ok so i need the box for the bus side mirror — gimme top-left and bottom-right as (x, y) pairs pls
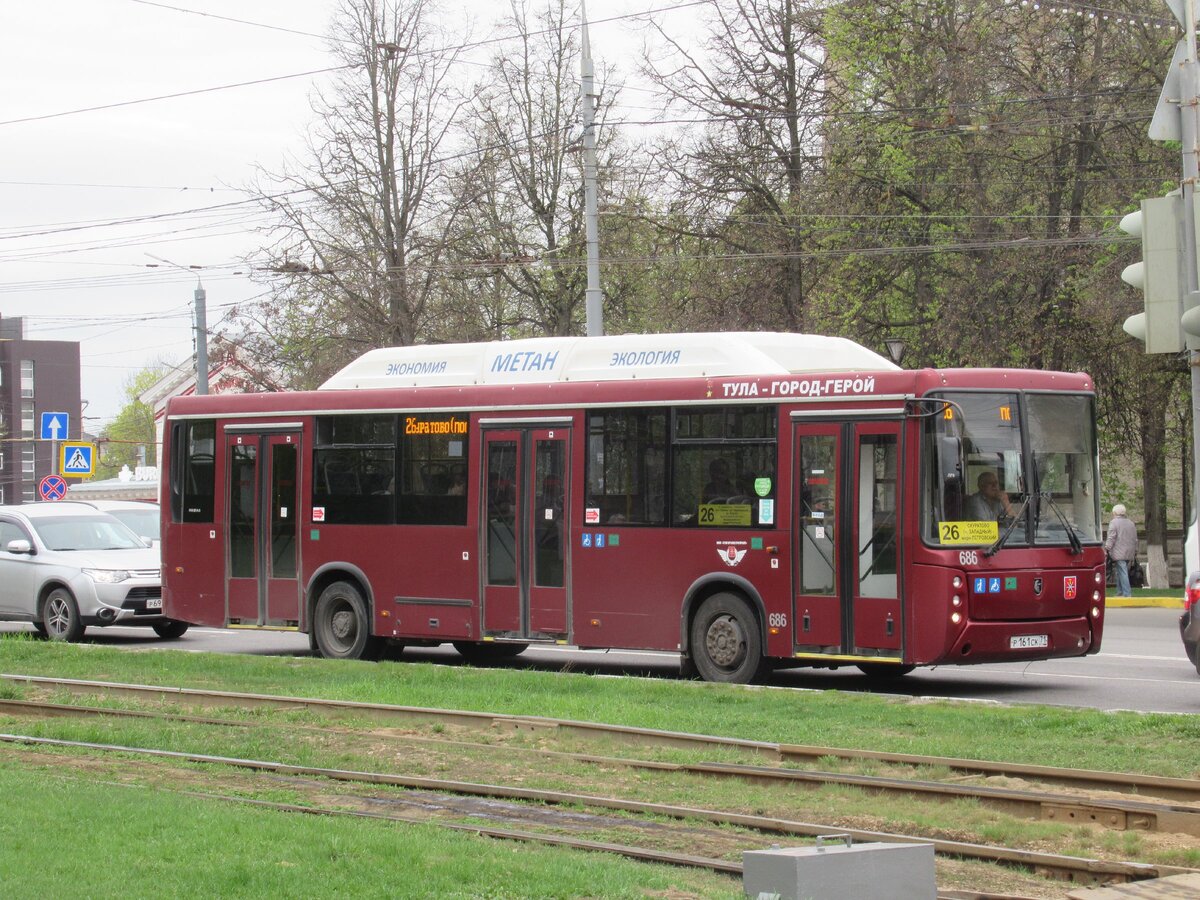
(939, 436), (962, 487)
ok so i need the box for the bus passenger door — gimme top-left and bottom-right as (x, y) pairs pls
(226, 430), (302, 626)
(850, 422), (902, 657)
(792, 419), (903, 661)
(481, 426), (570, 640)
(792, 424), (844, 652)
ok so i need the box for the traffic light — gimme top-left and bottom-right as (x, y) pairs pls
(1119, 195), (1186, 354)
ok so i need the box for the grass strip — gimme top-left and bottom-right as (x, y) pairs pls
(2, 637), (1198, 778)
(0, 761), (738, 899)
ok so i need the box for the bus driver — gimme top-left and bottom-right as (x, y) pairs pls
(965, 471), (1013, 521)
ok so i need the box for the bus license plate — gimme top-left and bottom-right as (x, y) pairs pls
(146, 598), (162, 610)
(1010, 634), (1047, 649)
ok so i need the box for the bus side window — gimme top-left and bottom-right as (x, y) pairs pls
(323, 456), (361, 495)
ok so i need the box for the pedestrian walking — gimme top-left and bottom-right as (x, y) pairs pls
(1104, 504), (1138, 598)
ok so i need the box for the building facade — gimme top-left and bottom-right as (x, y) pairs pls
(0, 317), (82, 504)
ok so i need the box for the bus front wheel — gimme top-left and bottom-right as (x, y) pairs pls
(314, 581), (382, 661)
(689, 592), (767, 684)
(152, 620), (190, 640)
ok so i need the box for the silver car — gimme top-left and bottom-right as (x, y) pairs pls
(0, 502), (187, 642)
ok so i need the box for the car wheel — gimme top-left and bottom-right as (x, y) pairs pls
(42, 589), (84, 643)
(152, 620), (189, 640)
(452, 641), (528, 663)
(313, 580), (382, 661)
(32, 621), (48, 638)
(689, 592), (767, 684)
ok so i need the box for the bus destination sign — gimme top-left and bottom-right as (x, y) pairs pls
(938, 520), (1000, 545)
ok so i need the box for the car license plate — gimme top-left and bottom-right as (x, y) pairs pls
(1010, 634), (1048, 649)
(145, 598), (162, 610)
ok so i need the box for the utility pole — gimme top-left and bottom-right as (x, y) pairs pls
(146, 255), (209, 395)
(194, 280), (208, 395)
(1181, 0), (1200, 571)
(1126, 0), (1200, 581)
(580, 2), (604, 337)
(1157, 0), (1200, 567)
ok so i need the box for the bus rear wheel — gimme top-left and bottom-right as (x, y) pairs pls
(453, 641), (529, 663)
(313, 581), (382, 661)
(690, 592), (767, 684)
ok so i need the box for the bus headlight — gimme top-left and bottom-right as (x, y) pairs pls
(952, 576), (963, 589)
(1094, 571), (1103, 584)
(952, 595), (961, 607)
(950, 611), (962, 625)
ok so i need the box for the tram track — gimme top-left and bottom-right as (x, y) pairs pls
(1, 673), (1198, 896)
(1, 693), (1196, 837)
(4, 674), (1199, 826)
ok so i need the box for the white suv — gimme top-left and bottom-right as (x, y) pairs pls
(0, 502), (187, 642)
(81, 499), (160, 545)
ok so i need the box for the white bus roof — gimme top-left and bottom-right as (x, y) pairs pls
(319, 332), (899, 390)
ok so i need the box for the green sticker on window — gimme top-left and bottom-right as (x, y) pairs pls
(754, 477), (772, 498)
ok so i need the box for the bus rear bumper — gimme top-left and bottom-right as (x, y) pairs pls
(944, 616), (1097, 663)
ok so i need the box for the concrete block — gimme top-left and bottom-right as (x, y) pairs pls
(742, 839), (936, 900)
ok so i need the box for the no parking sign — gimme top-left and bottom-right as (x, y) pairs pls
(38, 474), (67, 501)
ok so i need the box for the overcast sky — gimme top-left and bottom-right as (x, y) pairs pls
(1, 0), (688, 433)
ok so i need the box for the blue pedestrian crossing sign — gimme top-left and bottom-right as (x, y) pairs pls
(40, 412), (69, 441)
(59, 441), (95, 477)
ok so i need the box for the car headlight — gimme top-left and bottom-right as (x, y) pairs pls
(82, 568), (131, 584)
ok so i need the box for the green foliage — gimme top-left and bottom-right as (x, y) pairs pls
(96, 366), (167, 480)
(230, 0), (1191, 531)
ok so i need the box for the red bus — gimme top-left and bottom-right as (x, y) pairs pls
(161, 332), (1105, 683)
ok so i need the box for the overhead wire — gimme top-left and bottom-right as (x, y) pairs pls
(125, 0), (331, 41)
(0, 0), (1173, 301)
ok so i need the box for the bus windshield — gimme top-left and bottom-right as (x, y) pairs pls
(923, 391), (1101, 548)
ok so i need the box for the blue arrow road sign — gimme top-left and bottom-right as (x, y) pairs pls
(40, 412), (68, 441)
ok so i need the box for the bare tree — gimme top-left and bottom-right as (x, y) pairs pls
(642, 0), (830, 331)
(239, 0), (470, 386)
(444, 0), (639, 338)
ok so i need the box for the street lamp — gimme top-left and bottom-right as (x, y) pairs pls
(146, 254), (208, 395)
(884, 338), (907, 366)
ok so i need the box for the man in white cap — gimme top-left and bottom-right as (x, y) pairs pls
(1103, 504), (1138, 598)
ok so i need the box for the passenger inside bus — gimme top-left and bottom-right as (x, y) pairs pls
(702, 458), (735, 503)
(965, 471), (1013, 521)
